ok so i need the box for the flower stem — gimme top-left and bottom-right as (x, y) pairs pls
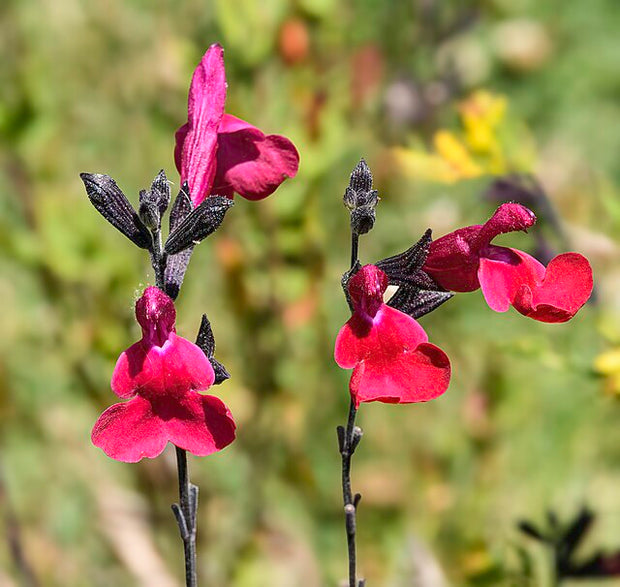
(337, 228), (365, 587)
(338, 398), (365, 587)
(173, 446), (199, 587)
(350, 232), (359, 271)
(148, 230), (197, 585)
(150, 226), (166, 290)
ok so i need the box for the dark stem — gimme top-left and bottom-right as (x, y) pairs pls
(148, 230), (198, 586)
(339, 398), (361, 587)
(337, 228), (364, 587)
(150, 227), (166, 289)
(173, 447), (198, 587)
(350, 232), (359, 271)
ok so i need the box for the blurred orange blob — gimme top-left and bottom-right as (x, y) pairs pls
(279, 18), (310, 65)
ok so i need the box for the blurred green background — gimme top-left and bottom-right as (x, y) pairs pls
(1, 0), (619, 585)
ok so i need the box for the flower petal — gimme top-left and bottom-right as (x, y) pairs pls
(478, 247), (593, 322)
(157, 393), (236, 456)
(212, 114), (299, 200)
(175, 44), (227, 205)
(91, 397), (167, 462)
(513, 252), (593, 323)
(478, 245), (544, 312)
(110, 342), (143, 399)
(111, 335), (215, 400)
(351, 341), (451, 405)
(335, 306), (428, 368)
(335, 305), (449, 405)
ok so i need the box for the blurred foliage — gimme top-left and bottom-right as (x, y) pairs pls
(1, 0), (619, 585)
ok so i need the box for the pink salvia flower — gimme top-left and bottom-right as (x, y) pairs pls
(92, 287), (236, 462)
(423, 203), (593, 323)
(335, 265), (451, 407)
(175, 44), (299, 205)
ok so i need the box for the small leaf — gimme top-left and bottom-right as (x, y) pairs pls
(195, 314), (216, 358)
(164, 196), (234, 256)
(195, 314), (230, 385)
(210, 358), (231, 385)
(80, 173), (151, 249)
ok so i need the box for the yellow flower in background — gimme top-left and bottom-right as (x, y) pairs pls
(594, 348), (620, 397)
(392, 146), (458, 183)
(459, 90), (507, 153)
(391, 89), (533, 183)
(433, 131), (483, 180)
(392, 131), (482, 184)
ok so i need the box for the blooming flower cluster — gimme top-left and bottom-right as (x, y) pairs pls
(84, 44), (298, 463)
(334, 163), (593, 407)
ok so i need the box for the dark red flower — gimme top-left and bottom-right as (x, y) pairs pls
(424, 203), (593, 323)
(174, 44), (299, 205)
(335, 265), (451, 406)
(92, 287), (236, 462)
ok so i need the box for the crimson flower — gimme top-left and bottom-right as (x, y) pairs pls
(92, 287), (236, 463)
(174, 44), (299, 205)
(335, 265), (451, 406)
(423, 203), (593, 323)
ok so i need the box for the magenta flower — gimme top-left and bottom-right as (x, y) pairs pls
(92, 287), (236, 463)
(423, 203), (593, 323)
(335, 265), (451, 406)
(174, 44), (299, 205)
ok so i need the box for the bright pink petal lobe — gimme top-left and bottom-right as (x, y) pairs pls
(92, 397), (167, 463)
(424, 203), (536, 292)
(175, 44), (227, 205)
(478, 246), (544, 312)
(479, 247), (593, 323)
(159, 393), (236, 456)
(212, 114), (299, 200)
(111, 335), (215, 401)
(513, 251), (593, 322)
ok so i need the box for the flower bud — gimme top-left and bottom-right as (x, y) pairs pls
(344, 159), (379, 235)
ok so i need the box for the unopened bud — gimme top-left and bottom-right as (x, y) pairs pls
(139, 189), (161, 231)
(351, 206), (376, 235)
(344, 158), (379, 235)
